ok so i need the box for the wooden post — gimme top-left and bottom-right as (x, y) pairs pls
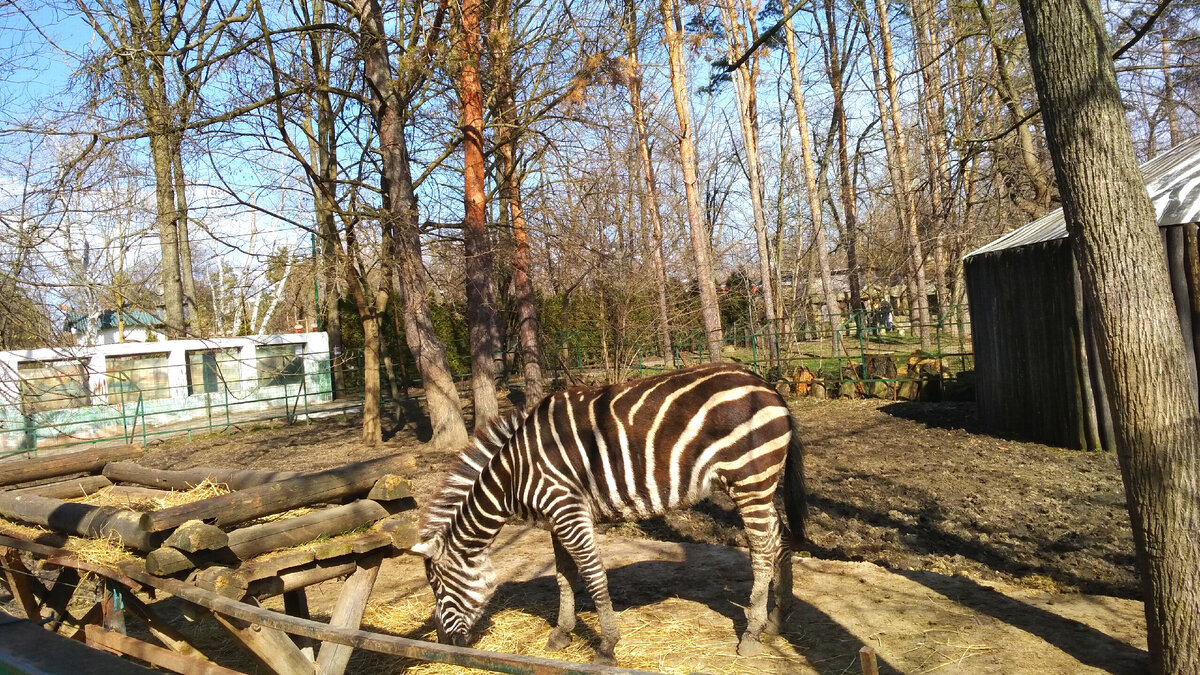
(211, 598), (315, 675)
(0, 548), (42, 621)
(85, 625), (243, 675)
(860, 645), (880, 675)
(144, 454), (416, 531)
(315, 553), (384, 675)
(0, 446), (142, 487)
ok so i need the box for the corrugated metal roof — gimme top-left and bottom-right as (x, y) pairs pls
(966, 135), (1200, 258)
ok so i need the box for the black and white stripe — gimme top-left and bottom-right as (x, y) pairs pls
(413, 363), (806, 664)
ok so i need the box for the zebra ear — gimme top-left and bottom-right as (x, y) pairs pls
(411, 535), (443, 560)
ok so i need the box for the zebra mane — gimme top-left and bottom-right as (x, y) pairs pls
(418, 408), (526, 541)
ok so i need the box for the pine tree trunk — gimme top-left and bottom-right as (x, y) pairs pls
(457, 0), (499, 429)
(660, 0), (724, 361)
(1019, 1), (1200, 670)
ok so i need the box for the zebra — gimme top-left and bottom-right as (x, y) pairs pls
(412, 363), (806, 665)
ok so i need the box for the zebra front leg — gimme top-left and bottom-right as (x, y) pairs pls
(546, 533), (578, 651)
(553, 514), (620, 665)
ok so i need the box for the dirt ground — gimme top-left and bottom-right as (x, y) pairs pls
(114, 395), (1149, 673)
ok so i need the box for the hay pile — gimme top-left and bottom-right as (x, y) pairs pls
(356, 592), (801, 674)
(80, 479), (230, 512)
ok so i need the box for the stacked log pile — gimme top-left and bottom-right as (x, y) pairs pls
(0, 447), (423, 674)
(780, 351), (946, 402)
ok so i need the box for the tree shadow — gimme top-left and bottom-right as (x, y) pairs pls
(879, 401), (984, 434)
(383, 398), (432, 443)
(894, 569), (1147, 674)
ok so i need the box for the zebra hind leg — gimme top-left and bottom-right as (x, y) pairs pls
(733, 498), (783, 657)
(546, 533), (578, 651)
(767, 544), (794, 635)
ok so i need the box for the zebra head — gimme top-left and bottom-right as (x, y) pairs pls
(412, 535), (496, 646)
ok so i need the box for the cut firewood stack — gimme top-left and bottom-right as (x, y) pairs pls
(0, 446), (421, 606)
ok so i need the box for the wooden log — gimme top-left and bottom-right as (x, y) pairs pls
(9, 475), (112, 499)
(374, 512), (418, 550)
(194, 566), (249, 599)
(85, 625), (243, 675)
(102, 581), (127, 634)
(101, 485), (178, 503)
(0, 492), (157, 551)
(102, 462), (308, 491)
(119, 587), (211, 660)
(145, 500), (390, 576)
(0, 446), (142, 487)
(144, 454), (417, 531)
(316, 553), (384, 675)
(367, 474), (412, 501)
(211, 597), (315, 675)
(163, 521), (229, 553)
(247, 560), (360, 599)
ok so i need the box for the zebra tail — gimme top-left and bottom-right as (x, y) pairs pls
(782, 411), (807, 548)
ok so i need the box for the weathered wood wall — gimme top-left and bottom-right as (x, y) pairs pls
(966, 223), (1200, 451)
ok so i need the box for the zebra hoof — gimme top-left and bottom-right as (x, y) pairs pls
(737, 636), (763, 657)
(592, 651), (617, 666)
(545, 629), (572, 651)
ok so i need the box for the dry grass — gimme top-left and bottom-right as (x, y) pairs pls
(79, 479), (231, 511)
(355, 592), (800, 674)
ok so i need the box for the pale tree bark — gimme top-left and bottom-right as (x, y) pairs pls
(456, 0), (500, 429)
(719, 0), (779, 368)
(912, 0), (952, 318)
(622, 0), (673, 365)
(659, 0), (724, 361)
(781, 0), (840, 325)
(1019, 0), (1200, 671)
(819, 0), (863, 314)
(353, 0), (468, 450)
(870, 0), (932, 347)
(489, 0), (545, 406)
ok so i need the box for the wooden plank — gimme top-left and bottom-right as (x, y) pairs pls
(102, 462), (308, 491)
(316, 553), (383, 675)
(283, 589), (317, 659)
(120, 585), (211, 660)
(143, 454), (417, 531)
(85, 625), (243, 675)
(66, 602), (104, 641)
(8, 475), (113, 499)
(102, 581), (127, 634)
(0, 492), (157, 551)
(211, 597), (315, 675)
(117, 561), (654, 675)
(0, 548), (43, 621)
(0, 446), (142, 487)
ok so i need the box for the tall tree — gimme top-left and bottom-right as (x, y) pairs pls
(719, 0), (779, 367)
(352, 0), (469, 450)
(456, 0), (500, 428)
(1019, 0), (1200, 671)
(621, 0), (674, 365)
(659, 0), (724, 361)
(780, 0), (840, 324)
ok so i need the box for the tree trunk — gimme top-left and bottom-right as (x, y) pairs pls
(872, 0), (932, 347)
(150, 133), (186, 338)
(660, 0), (724, 361)
(781, 0), (840, 324)
(489, 0), (545, 407)
(458, 0), (499, 429)
(624, 0), (673, 365)
(720, 0), (778, 369)
(821, 0), (863, 314)
(1019, 1), (1200, 671)
(171, 135), (196, 334)
(353, 0), (468, 451)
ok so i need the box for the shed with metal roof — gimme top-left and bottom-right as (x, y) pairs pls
(964, 136), (1200, 450)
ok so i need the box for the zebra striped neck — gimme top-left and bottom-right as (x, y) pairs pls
(419, 409), (525, 541)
